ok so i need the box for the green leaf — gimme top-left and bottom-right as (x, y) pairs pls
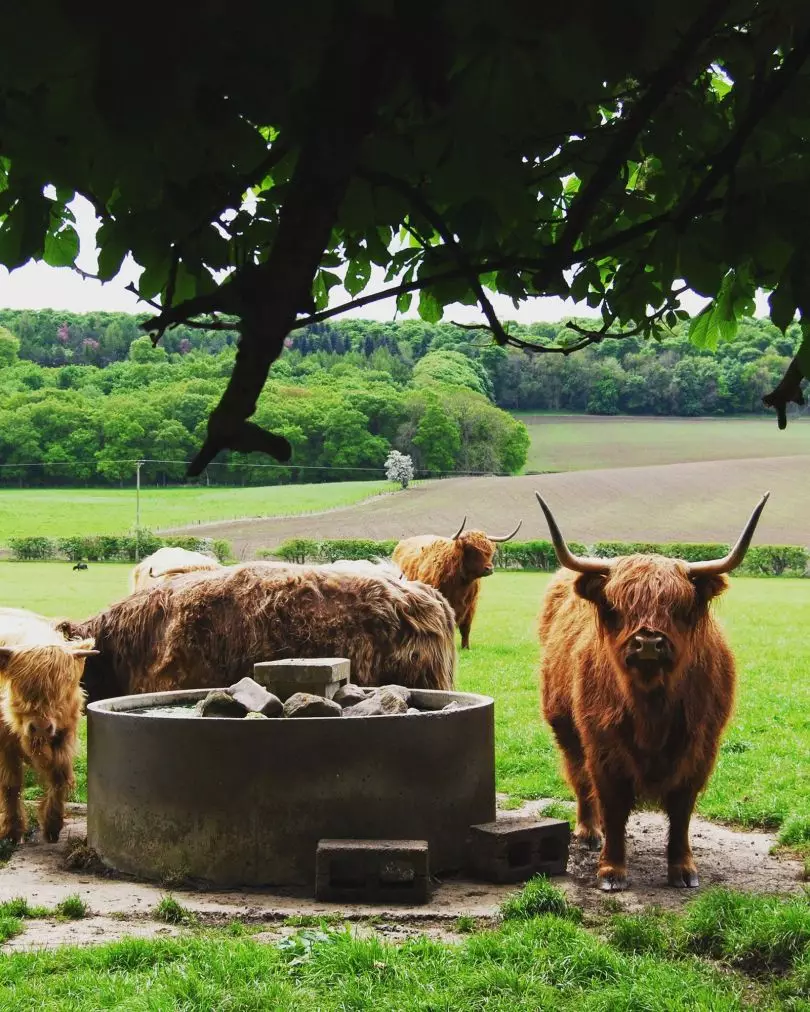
(344, 257), (372, 297)
(418, 288), (442, 324)
(396, 291), (412, 314)
(138, 258), (172, 300)
(797, 322), (810, 377)
(312, 269), (341, 311)
(43, 225), (79, 267)
(769, 283), (796, 332)
(96, 223), (129, 281)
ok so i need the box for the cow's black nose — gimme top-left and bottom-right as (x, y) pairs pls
(629, 632), (667, 659)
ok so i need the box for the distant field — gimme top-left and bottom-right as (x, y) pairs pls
(520, 414), (810, 471)
(175, 455), (810, 555)
(0, 481), (389, 540)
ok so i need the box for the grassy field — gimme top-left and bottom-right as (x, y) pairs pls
(520, 413), (810, 472)
(4, 563), (808, 845)
(0, 481), (390, 539)
(1, 883), (808, 1010)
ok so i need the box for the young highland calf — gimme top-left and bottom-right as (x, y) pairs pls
(129, 546), (221, 593)
(0, 608), (96, 843)
(393, 517), (521, 648)
(536, 490), (769, 892)
(60, 562), (456, 703)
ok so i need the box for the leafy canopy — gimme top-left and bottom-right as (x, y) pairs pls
(2, 0), (810, 467)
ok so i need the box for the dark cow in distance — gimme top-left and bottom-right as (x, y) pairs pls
(536, 490), (769, 892)
(393, 517), (521, 649)
(58, 562), (456, 703)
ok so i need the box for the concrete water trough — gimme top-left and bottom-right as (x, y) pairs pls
(86, 686), (496, 888)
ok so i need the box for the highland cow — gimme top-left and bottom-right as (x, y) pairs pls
(393, 517), (521, 648)
(536, 490), (769, 892)
(60, 563), (456, 703)
(130, 546), (221, 593)
(0, 608), (96, 843)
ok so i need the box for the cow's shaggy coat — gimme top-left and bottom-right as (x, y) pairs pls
(61, 564), (456, 703)
(393, 518), (520, 649)
(536, 491), (768, 892)
(0, 608), (96, 843)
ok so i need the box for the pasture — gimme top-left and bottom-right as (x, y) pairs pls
(5, 562), (808, 846)
(520, 413), (810, 472)
(0, 480), (389, 539)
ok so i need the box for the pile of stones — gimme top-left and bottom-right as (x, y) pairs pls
(194, 657), (465, 719)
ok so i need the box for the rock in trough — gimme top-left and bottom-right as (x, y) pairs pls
(283, 692), (343, 718)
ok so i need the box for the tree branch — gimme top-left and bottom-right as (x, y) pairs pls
(555, 0), (732, 263)
(762, 356), (805, 429)
(362, 170), (510, 345)
(675, 28), (810, 226)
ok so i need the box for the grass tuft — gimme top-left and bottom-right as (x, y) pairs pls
(55, 895), (88, 920)
(500, 876), (581, 923)
(682, 888), (810, 974)
(154, 896), (197, 926)
(607, 909), (674, 956)
(455, 915), (478, 934)
(0, 897), (50, 919)
(538, 800), (576, 829)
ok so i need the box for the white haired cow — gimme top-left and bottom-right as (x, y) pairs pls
(0, 607), (96, 843)
(130, 546), (221, 593)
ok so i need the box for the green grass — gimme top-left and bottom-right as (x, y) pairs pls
(519, 413), (810, 472)
(0, 480), (390, 539)
(154, 895), (197, 926)
(54, 895), (88, 920)
(500, 875), (581, 922)
(0, 911), (768, 1011)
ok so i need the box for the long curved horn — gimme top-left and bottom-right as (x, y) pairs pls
(686, 492), (770, 576)
(451, 516), (467, 539)
(488, 521), (523, 543)
(535, 493), (612, 574)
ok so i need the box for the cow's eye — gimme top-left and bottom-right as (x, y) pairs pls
(600, 604), (622, 631)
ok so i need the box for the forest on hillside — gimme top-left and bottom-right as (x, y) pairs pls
(0, 309), (800, 487)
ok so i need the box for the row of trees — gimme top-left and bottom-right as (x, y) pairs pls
(0, 327), (528, 487)
(0, 311), (801, 420)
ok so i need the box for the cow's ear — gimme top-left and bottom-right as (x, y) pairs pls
(691, 573), (729, 605)
(0, 647), (16, 674)
(573, 572), (608, 605)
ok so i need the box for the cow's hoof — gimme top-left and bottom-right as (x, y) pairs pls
(40, 816), (63, 844)
(574, 826), (603, 851)
(668, 865), (699, 888)
(0, 827), (23, 845)
(597, 868), (628, 892)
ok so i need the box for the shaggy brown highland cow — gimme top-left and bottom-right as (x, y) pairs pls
(536, 490), (769, 892)
(0, 607), (96, 843)
(393, 517), (521, 648)
(61, 562), (456, 703)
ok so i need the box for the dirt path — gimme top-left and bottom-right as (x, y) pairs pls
(160, 457), (810, 559)
(1, 803), (803, 951)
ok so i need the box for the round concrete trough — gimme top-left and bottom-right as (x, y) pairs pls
(86, 687), (496, 887)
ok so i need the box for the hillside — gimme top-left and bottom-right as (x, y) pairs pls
(163, 455), (810, 557)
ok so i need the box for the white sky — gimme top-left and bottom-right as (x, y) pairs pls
(0, 195), (772, 323)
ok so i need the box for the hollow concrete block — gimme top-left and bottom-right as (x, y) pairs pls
(315, 839), (429, 903)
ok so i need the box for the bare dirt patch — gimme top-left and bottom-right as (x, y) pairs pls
(0, 804), (802, 950)
(163, 456), (810, 559)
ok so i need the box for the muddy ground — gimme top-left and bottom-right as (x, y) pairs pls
(0, 800), (803, 952)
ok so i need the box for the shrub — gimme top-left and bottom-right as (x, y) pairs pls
(6, 532), (231, 563)
(8, 536), (55, 560)
(385, 450), (415, 489)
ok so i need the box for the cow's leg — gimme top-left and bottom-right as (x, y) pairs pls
(0, 733), (26, 843)
(549, 716), (601, 849)
(30, 748), (75, 843)
(592, 770), (635, 891)
(664, 784), (700, 888)
(458, 616), (472, 650)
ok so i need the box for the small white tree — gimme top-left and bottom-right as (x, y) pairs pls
(385, 450), (414, 490)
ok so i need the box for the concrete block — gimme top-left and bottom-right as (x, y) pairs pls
(467, 818), (570, 883)
(315, 839), (429, 903)
(254, 658), (350, 701)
